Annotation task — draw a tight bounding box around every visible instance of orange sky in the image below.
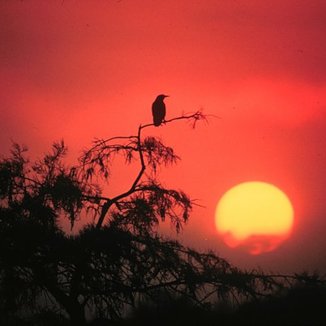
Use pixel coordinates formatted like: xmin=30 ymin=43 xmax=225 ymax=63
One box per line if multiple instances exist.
xmin=1 ymin=0 xmax=326 ymax=273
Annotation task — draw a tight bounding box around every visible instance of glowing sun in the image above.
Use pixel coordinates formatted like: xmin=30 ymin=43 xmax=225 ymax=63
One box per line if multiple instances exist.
xmin=215 ymin=182 xmax=294 ymax=255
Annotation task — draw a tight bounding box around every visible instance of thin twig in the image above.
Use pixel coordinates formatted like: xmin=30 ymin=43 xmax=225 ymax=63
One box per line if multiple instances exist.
xmin=94 ymin=111 xmax=206 ymax=228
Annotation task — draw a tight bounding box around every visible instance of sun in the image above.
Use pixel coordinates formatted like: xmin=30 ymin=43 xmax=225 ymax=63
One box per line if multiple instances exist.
xmin=215 ymin=181 xmax=294 ymax=255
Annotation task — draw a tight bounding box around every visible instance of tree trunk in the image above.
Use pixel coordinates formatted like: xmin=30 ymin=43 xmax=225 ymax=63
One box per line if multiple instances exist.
xmin=42 ymin=277 xmax=86 ymax=326
xmin=68 ymin=303 xmax=86 ymax=326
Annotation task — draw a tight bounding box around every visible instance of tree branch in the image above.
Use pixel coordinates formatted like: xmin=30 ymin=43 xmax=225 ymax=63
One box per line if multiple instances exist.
xmin=92 ymin=111 xmax=206 ymax=229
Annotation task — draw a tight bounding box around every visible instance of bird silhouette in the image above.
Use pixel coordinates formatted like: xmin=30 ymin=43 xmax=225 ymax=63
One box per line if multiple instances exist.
xmin=152 ymin=94 xmax=169 ymax=126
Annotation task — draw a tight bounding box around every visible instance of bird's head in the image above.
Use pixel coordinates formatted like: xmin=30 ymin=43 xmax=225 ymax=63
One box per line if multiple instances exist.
xmin=156 ymin=94 xmax=169 ymax=101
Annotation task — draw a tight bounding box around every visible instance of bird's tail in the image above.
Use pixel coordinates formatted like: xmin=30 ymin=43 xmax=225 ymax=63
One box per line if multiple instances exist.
xmin=153 ymin=117 xmax=162 ymax=126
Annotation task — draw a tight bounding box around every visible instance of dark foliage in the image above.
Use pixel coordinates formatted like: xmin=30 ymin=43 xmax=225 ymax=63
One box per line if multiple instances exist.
xmin=0 ymin=113 xmax=324 ymax=325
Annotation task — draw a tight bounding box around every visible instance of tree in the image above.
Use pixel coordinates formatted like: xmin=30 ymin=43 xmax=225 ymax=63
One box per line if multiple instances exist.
xmin=0 ymin=113 xmax=321 ymax=325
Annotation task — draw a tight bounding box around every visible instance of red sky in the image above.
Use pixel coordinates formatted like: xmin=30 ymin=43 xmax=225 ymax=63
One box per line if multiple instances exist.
xmin=1 ymin=0 xmax=326 ymax=273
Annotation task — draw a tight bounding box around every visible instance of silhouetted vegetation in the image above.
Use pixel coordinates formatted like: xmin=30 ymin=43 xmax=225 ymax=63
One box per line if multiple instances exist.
xmin=120 ymin=281 xmax=326 ymax=326
xmin=0 ymin=113 xmax=325 ymax=325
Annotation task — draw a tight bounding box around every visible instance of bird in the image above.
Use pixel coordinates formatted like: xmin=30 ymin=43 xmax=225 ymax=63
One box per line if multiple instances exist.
xmin=152 ymin=94 xmax=169 ymax=126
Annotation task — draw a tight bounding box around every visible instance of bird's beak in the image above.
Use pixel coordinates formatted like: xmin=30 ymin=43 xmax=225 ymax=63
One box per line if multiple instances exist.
xmin=165 ymin=95 xmax=169 ymax=98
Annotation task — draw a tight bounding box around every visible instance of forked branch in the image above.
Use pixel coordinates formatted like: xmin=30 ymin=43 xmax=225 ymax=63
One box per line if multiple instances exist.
xmin=80 ymin=111 xmax=206 ymax=229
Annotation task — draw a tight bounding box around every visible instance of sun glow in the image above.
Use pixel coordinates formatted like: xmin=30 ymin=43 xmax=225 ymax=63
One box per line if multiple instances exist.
xmin=215 ymin=182 xmax=294 ymax=255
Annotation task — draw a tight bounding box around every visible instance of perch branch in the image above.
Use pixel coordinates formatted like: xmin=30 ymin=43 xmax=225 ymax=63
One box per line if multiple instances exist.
xmin=94 ymin=111 xmax=206 ymax=228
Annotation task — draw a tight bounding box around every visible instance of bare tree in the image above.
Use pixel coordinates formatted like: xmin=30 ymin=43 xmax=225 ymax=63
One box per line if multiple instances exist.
xmin=80 ymin=111 xmax=206 ymax=231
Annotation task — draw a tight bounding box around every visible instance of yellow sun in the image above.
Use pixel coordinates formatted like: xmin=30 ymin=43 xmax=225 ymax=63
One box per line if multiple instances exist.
xmin=215 ymin=182 xmax=294 ymax=255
